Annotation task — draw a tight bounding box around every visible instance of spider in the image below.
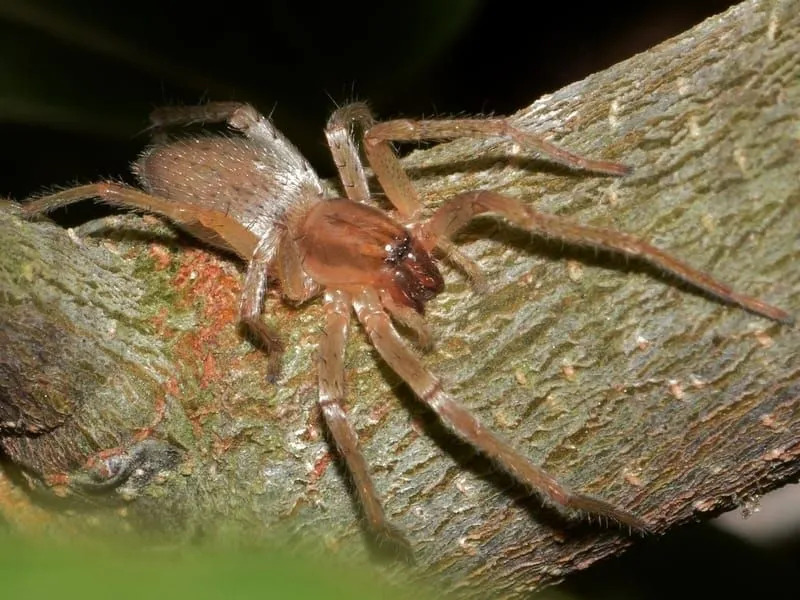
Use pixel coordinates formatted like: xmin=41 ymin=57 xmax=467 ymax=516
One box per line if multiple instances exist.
xmin=23 ymin=101 xmax=792 ymax=556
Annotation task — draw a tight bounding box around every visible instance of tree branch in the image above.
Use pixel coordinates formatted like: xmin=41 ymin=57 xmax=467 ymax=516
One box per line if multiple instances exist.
xmin=1 ymin=0 xmax=799 ymax=596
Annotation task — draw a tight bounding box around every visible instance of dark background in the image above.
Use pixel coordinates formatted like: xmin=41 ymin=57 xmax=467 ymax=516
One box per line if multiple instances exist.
xmin=2 ymin=1 xmax=798 ymax=598
xmin=1 ymin=1 xmax=744 ymax=196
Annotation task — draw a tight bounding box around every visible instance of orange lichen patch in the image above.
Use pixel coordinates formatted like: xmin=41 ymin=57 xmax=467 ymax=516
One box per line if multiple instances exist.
xmin=186 ymin=405 xmax=221 ymax=438
xmin=164 ymin=376 xmax=181 ymax=398
xmin=760 ymin=413 xmax=779 ymax=429
xmin=43 ymin=472 xmax=71 ymax=497
xmin=173 ymin=249 xmax=240 ymax=333
xmin=300 ymin=403 xmax=323 ymax=443
xmin=561 ymin=363 xmax=577 ymax=381
xmin=367 ymin=396 xmax=396 ymax=426
xmin=150 ymin=306 xmax=173 ymax=339
xmin=133 ymin=392 xmax=169 ymax=441
xmin=148 ymin=243 xmax=173 ymax=270
xmin=82 ymin=447 xmax=126 ymax=480
xmin=199 ymin=353 xmax=219 ymax=389
xmin=169 ymin=249 xmax=242 ymax=388
xmin=308 ymin=452 xmax=333 ymax=485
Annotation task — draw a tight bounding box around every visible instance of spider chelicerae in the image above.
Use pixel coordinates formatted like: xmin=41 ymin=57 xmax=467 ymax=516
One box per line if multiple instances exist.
xmin=23 ymin=101 xmax=792 ymax=555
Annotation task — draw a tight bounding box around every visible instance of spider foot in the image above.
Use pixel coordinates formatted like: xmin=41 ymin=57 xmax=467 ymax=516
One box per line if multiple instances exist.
xmin=369 ymin=521 xmax=415 ymax=564
xmin=567 ymin=492 xmax=651 ymax=534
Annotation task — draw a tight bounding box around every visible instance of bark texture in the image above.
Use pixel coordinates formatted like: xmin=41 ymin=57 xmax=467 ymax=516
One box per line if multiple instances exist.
xmin=1 ymin=0 xmax=799 ymax=596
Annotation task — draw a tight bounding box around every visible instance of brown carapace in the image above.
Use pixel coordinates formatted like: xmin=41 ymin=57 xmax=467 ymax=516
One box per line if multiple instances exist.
xmin=23 ymin=101 xmax=793 ymax=557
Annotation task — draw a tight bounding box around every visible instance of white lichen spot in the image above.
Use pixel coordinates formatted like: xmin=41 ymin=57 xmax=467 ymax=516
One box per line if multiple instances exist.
xmin=677 ymin=76 xmax=691 ymax=96
xmin=189 ymin=270 xmax=198 ymax=281
xmin=66 ymin=227 xmax=84 ymax=246
xmin=767 ymin=9 xmax=779 ymax=41
xmin=514 ymin=369 xmax=528 ymax=386
xmin=623 ymin=470 xmax=644 ymax=487
xmin=700 ymin=213 xmax=716 ymax=234
xmin=605 ymin=187 xmax=619 ymax=207
xmin=733 ymin=147 xmax=748 ymax=174
xmin=458 ymin=536 xmax=479 ymax=556
xmin=454 ymin=474 xmax=474 ymax=496
xmin=636 ymin=334 xmax=651 ymax=351
xmin=754 ymin=330 xmax=774 ymax=348
xmin=566 ymin=260 xmax=584 ymax=282
xmin=608 ymin=99 xmax=620 ymax=128
xmin=693 ymin=497 xmax=717 ymax=512
xmin=760 ymin=413 xmax=778 ymax=429
xmin=668 ymin=379 xmax=685 ymax=400
xmin=688 ymin=115 xmax=701 ymax=138
xmin=493 ymin=406 xmax=518 ymax=429
xmin=689 ymin=374 xmax=707 ymax=389
xmin=561 ymin=362 xmax=576 ymax=381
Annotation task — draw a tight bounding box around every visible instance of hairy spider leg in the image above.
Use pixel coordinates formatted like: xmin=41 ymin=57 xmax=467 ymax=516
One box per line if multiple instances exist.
xmin=361 ymin=110 xmax=629 ymax=222
xmin=420 ymin=190 xmax=793 ymax=324
xmin=319 ymin=290 xmax=412 ymax=557
xmin=22 ymin=182 xmax=289 ymax=378
xmin=22 ymin=182 xmax=257 ymax=256
xmin=325 ymin=104 xmax=374 ymax=204
xmin=352 ymin=287 xmax=650 ymax=531
xmin=238 ymin=235 xmax=284 ymax=381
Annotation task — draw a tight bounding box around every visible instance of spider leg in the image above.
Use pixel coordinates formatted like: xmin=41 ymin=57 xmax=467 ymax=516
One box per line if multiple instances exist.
xmin=22 ymin=182 xmax=259 ymax=257
xmin=420 ymin=190 xmax=793 ymax=324
xmin=360 ymin=113 xmax=628 ymax=224
xmin=433 ymin=237 xmax=488 ymax=293
xmin=366 ymin=116 xmax=631 ymax=178
xmin=352 ymin=287 xmax=649 ymax=531
xmin=149 ymin=101 xmax=247 ymax=128
xmin=319 ymin=290 xmax=412 ymax=558
xmin=325 ymin=103 xmax=373 ymax=203
xmin=239 ymin=236 xmax=285 ymax=382
xmin=378 ymin=289 xmax=433 ymax=350
xmin=149 ymin=103 xmax=318 ymax=180
xmin=323 ymin=102 xmax=423 ymax=220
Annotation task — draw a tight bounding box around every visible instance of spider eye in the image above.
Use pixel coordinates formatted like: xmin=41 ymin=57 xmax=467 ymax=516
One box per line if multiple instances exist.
xmin=383 ymin=234 xmax=443 ymax=313
xmin=384 ymin=234 xmax=412 ymax=267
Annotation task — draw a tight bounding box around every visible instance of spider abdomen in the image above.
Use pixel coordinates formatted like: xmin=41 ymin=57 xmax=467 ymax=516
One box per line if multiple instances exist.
xmin=134 ymin=135 xmax=323 ymax=244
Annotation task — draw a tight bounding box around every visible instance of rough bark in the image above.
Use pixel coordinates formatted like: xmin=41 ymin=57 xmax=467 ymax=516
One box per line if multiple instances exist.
xmin=1 ymin=0 xmax=799 ymax=596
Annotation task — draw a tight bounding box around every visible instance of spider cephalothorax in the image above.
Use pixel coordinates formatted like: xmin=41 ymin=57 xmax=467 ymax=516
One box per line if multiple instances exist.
xmin=23 ymin=100 xmax=792 ymax=556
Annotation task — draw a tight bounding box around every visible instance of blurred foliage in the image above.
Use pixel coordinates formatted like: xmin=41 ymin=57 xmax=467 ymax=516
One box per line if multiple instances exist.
xmin=0 ymin=528 xmax=439 ymax=600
